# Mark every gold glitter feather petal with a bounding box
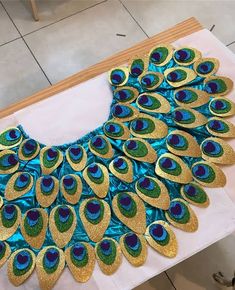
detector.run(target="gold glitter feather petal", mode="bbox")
[0,127,22,150]
[172,107,207,128]
[109,66,129,87]
[36,176,59,208]
[206,117,235,138]
[174,87,210,108]
[113,86,139,104]
[0,204,20,240]
[60,174,82,204]
[136,92,171,113]
[40,146,63,175]
[193,57,219,77]
[148,43,174,66]
[173,47,201,66]
[209,98,235,117]
[65,145,87,171]
[138,72,164,91]
[0,241,11,268]
[0,150,19,175]
[103,119,131,140]
[204,75,233,96]
[164,67,197,87]
[18,138,40,161]
[88,135,114,159]
[109,156,133,183]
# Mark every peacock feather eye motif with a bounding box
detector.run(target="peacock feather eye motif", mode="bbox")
[135,176,170,210]
[155,153,192,184]
[129,56,147,77]
[145,221,177,258]
[0,204,20,240]
[164,67,197,87]
[192,160,226,187]
[0,127,22,150]
[0,150,19,175]
[194,57,219,77]
[40,146,63,175]
[60,174,82,204]
[172,107,207,128]
[130,113,168,139]
[8,249,36,286]
[66,144,87,171]
[95,238,122,275]
[148,44,174,66]
[166,130,201,157]
[5,172,34,201]
[83,162,109,198]
[35,175,59,208]
[103,120,130,140]
[80,198,111,242]
[109,66,129,86]
[49,205,77,248]
[111,103,139,122]
[0,241,11,268]
[201,137,235,165]
[123,138,157,163]
[109,156,133,183]
[112,192,146,234]
[165,198,198,232]
[120,232,147,266]
[173,47,201,66]
[36,246,65,290]
[21,208,48,249]
[136,92,171,113]
[89,135,114,159]
[181,182,209,208]
[18,139,40,161]
[174,87,210,108]
[204,76,233,96]
[65,242,95,283]
[113,86,139,103]
[139,72,163,90]
[209,98,235,117]
[206,117,235,138]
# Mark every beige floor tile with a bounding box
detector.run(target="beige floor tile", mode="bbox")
[134,272,175,290]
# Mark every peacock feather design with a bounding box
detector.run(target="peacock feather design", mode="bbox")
[0,44,234,289]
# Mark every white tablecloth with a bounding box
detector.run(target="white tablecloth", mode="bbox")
[0,28,235,290]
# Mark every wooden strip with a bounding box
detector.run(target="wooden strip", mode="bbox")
[0,17,203,118]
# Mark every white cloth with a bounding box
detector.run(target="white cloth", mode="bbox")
[0,29,235,290]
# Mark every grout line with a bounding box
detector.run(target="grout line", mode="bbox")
[226,40,235,47]
[210,24,215,32]
[0,0,52,85]
[119,0,150,39]
[0,36,22,48]
[164,271,177,290]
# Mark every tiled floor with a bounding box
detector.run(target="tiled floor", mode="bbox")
[0,0,235,289]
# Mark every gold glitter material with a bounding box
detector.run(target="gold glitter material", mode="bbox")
[204,75,233,96]
[112,103,139,122]
[145,220,178,258]
[112,192,146,234]
[173,107,208,128]
[209,98,235,117]
[0,196,3,208]
[65,242,95,283]
[18,138,40,161]
[21,208,48,249]
[206,117,235,138]
[173,47,201,66]
[88,135,114,159]
[65,145,87,171]
[193,57,219,77]
[180,182,210,208]
[128,55,148,78]
[49,205,77,248]
[40,147,63,175]
[130,113,168,139]
[165,198,198,232]
[0,205,20,240]
[136,92,171,113]
[103,119,131,140]
[95,238,122,275]
[135,176,170,210]
[174,87,210,108]
[138,72,164,90]
[148,43,174,66]
[192,161,226,187]
[123,138,157,163]
[60,174,82,204]
[166,130,201,157]
[83,163,109,198]
[109,156,133,183]
[0,241,11,268]
[8,248,36,286]
[120,233,147,267]
[36,246,65,290]
[35,176,59,208]
[0,127,22,150]
[80,198,111,242]
[201,137,235,165]
[108,66,129,86]
[164,67,197,87]
[113,86,139,104]
[155,152,193,184]
[5,172,34,201]
[0,150,19,175]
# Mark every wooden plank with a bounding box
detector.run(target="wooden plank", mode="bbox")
[0,17,203,118]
